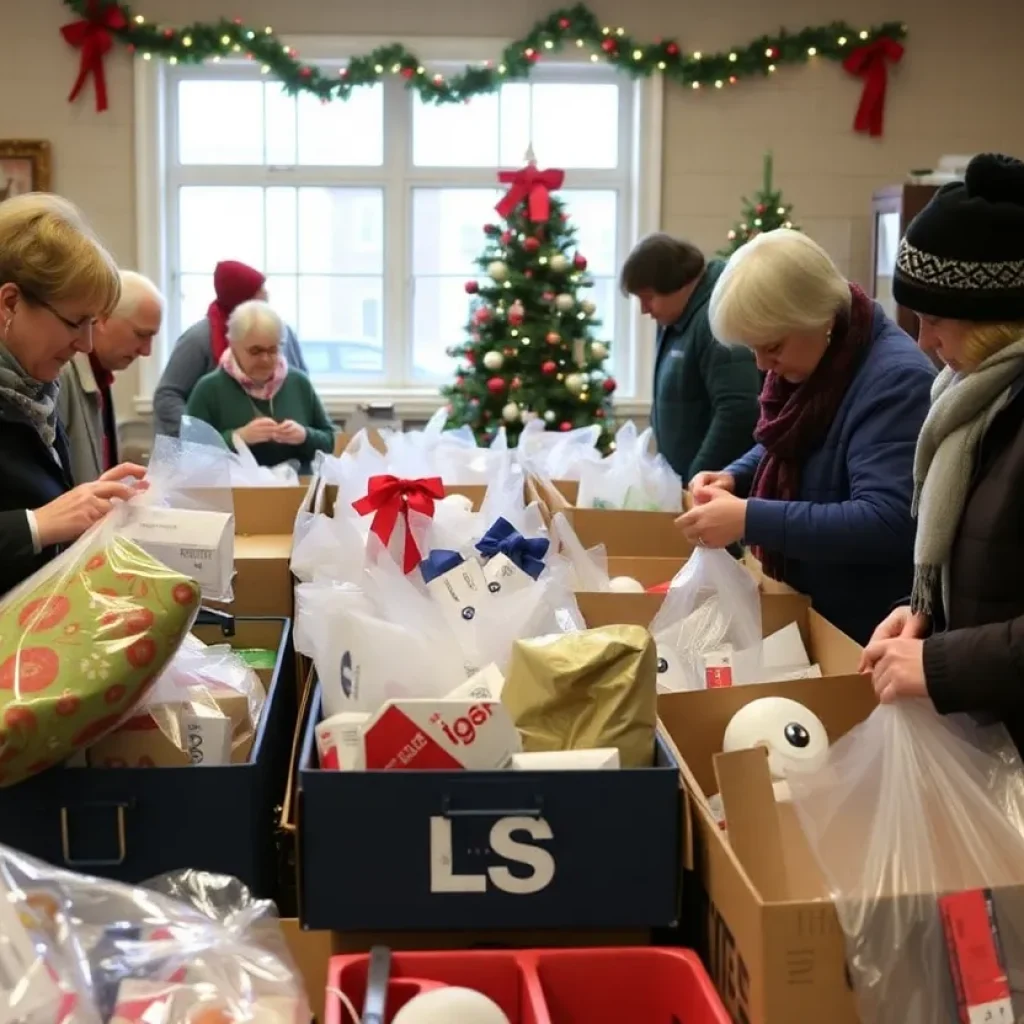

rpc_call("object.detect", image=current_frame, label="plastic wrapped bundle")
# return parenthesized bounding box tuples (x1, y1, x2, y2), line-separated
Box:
(0, 846, 309, 1024)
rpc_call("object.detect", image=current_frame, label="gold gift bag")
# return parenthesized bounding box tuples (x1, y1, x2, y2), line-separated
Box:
(501, 624, 657, 768)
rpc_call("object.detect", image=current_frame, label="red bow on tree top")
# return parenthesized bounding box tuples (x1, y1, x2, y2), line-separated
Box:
(843, 38, 904, 138)
(496, 162, 566, 223)
(61, 0, 127, 112)
(352, 474, 445, 574)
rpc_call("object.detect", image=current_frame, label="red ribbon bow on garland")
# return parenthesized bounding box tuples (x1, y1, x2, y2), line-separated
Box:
(496, 163, 566, 222)
(352, 474, 446, 574)
(61, 0, 127, 112)
(843, 38, 904, 138)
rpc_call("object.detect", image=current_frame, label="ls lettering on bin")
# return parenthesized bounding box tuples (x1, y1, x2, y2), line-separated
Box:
(429, 816, 555, 895)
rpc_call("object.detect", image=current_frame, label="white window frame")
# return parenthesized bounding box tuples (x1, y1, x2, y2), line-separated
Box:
(133, 35, 663, 420)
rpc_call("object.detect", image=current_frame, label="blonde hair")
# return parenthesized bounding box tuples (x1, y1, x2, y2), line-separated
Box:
(0, 192, 120, 315)
(227, 300, 283, 347)
(114, 270, 163, 319)
(709, 229, 851, 347)
(963, 321, 1024, 368)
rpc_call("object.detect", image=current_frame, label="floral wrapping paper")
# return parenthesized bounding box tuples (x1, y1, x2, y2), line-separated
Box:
(0, 535, 201, 786)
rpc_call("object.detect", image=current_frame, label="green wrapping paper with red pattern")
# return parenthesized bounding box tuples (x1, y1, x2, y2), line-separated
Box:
(0, 533, 201, 786)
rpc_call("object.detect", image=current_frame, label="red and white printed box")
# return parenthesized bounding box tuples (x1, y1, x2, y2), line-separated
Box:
(361, 698, 521, 771)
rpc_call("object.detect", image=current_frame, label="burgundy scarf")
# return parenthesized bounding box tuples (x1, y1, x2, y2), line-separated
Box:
(750, 283, 875, 580)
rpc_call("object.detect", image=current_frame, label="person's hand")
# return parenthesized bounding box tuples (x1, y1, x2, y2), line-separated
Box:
(275, 420, 307, 445)
(676, 488, 747, 548)
(100, 462, 148, 485)
(236, 417, 279, 445)
(862, 638, 928, 704)
(859, 606, 929, 672)
(35, 479, 142, 548)
(688, 471, 735, 505)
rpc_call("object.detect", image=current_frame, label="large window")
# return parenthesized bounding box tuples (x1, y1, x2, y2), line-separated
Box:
(139, 39, 660, 412)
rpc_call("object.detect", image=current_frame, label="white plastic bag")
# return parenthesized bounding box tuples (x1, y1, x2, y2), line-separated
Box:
(576, 421, 682, 511)
(648, 548, 762, 692)
(179, 415, 300, 485)
(790, 701, 1024, 1024)
(516, 420, 604, 480)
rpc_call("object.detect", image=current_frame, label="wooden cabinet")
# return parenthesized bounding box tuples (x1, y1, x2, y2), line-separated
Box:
(870, 184, 940, 339)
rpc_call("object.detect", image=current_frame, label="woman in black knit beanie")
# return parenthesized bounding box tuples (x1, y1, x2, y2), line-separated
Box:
(861, 152, 1024, 751)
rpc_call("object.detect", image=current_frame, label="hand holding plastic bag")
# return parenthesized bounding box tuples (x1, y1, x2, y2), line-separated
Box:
(790, 701, 1024, 1024)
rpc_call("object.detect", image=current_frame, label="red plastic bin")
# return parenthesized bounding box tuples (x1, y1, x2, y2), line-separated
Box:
(325, 947, 730, 1024)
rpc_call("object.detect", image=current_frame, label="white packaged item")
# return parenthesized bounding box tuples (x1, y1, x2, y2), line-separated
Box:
(576, 421, 682, 511)
(316, 712, 370, 771)
(510, 748, 621, 771)
(447, 664, 505, 701)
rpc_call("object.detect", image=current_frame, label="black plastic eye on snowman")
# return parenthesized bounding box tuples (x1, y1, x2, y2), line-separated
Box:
(461, 606, 476, 621)
(784, 722, 811, 748)
(487, 581, 501, 594)
(657, 656, 669, 673)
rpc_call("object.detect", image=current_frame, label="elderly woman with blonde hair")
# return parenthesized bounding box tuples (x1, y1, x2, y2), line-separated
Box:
(678, 228, 936, 644)
(185, 299, 334, 474)
(0, 193, 146, 595)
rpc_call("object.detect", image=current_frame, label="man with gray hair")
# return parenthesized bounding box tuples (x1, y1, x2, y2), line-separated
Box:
(58, 270, 163, 484)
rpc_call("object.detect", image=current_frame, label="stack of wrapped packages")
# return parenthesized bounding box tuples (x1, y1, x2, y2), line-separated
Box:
(0, 843, 307, 1023)
(292, 425, 660, 772)
(0, 437, 275, 788)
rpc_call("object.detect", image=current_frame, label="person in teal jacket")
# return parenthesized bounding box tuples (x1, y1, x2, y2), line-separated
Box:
(621, 233, 761, 480)
(185, 300, 335, 475)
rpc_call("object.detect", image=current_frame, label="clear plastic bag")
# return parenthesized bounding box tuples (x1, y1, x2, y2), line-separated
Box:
(85, 635, 266, 768)
(789, 701, 1024, 1024)
(179, 416, 301, 486)
(515, 420, 604, 481)
(549, 512, 611, 592)
(0, 847, 307, 1024)
(576, 421, 682, 511)
(648, 548, 762, 692)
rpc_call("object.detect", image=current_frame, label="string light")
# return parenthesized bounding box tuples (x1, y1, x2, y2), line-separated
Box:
(838, 35, 848, 45)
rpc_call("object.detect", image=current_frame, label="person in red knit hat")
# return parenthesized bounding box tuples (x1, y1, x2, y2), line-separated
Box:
(153, 260, 307, 437)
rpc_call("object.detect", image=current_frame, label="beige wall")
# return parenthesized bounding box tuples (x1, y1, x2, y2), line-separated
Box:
(4, 0, 1024, 418)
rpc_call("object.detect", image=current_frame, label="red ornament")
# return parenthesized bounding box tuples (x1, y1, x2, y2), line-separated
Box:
(756, 204, 765, 214)
(500, 231, 512, 244)
(511, 376, 522, 389)
(487, 377, 506, 394)
(455, 376, 465, 387)
(601, 39, 617, 54)
(163, 28, 174, 38)
(524, 237, 541, 253)
(559, 422, 572, 432)
(558, 17, 570, 28)
(300, 67, 313, 79)
(504, 347, 516, 356)
(573, 252, 588, 271)
(546, 331, 561, 345)
(465, 351, 476, 364)
(602, 377, 618, 394)
(596, 409, 606, 418)
(233, 17, 243, 24)
(666, 42, 680, 56)
(465, 280, 479, 294)
(542, 291, 555, 302)
(401, 67, 414, 80)
(541, 361, 557, 376)
(484, 222, 499, 234)
(525, 270, 533, 278)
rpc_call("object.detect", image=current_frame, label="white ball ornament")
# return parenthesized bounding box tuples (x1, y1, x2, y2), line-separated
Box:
(564, 373, 585, 395)
(591, 340, 608, 360)
(482, 350, 504, 371)
(609, 575, 644, 593)
(487, 260, 509, 283)
(502, 401, 520, 423)
(391, 987, 511, 1024)
(543, 410, 556, 423)
(723, 697, 830, 782)
(440, 494, 474, 514)
(554, 293, 574, 312)
(580, 299, 597, 316)
(549, 253, 570, 273)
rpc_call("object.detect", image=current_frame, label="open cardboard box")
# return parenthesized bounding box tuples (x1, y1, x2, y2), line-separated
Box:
(659, 675, 878, 1024)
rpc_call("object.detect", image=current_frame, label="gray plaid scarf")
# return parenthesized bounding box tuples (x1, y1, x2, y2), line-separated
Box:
(911, 334, 1024, 619)
(0, 343, 58, 448)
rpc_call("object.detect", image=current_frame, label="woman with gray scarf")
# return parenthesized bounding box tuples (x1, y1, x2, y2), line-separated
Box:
(0, 194, 145, 596)
(860, 153, 1024, 752)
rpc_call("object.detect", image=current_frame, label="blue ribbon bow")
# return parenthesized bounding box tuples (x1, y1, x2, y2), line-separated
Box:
(419, 549, 465, 584)
(475, 517, 550, 580)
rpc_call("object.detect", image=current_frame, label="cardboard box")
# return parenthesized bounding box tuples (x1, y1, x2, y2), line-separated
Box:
(659, 675, 878, 1024)
(604, 555, 689, 589)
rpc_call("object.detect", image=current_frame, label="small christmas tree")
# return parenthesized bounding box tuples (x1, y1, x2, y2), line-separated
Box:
(441, 155, 617, 450)
(717, 151, 799, 258)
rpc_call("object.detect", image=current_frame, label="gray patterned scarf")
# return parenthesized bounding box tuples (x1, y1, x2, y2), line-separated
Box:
(911, 334, 1024, 619)
(0, 343, 58, 449)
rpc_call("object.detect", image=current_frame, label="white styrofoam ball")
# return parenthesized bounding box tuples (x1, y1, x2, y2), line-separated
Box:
(487, 260, 509, 282)
(549, 253, 570, 273)
(723, 696, 829, 781)
(391, 987, 511, 1024)
(502, 402, 520, 423)
(609, 575, 644, 593)
(440, 493, 474, 513)
(482, 350, 504, 371)
(554, 293, 574, 312)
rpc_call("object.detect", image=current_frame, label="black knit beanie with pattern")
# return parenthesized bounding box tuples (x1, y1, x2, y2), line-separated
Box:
(893, 153, 1024, 322)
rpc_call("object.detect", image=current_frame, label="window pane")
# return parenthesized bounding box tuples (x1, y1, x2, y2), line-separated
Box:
(178, 187, 265, 276)
(298, 189, 384, 274)
(264, 274, 299, 336)
(413, 92, 499, 166)
(266, 188, 298, 275)
(411, 276, 470, 380)
(264, 84, 297, 165)
(178, 274, 213, 338)
(296, 86, 383, 166)
(412, 189, 501, 275)
(561, 190, 618, 277)
(177, 81, 264, 165)
(500, 84, 619, 169)
(297, 275, 384, 376)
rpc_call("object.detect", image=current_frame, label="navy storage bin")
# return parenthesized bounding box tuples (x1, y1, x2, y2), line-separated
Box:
(298, 684, 682, 931)
(0, 618, 294, 897)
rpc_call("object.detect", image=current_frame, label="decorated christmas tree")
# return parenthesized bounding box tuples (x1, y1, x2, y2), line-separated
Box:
(717, 151, 799, 258)
(442, 154, 616, 450)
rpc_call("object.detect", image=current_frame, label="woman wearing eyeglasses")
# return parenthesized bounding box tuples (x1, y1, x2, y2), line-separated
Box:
(0, 193, 145, 595)
(185, 300, 335, 474)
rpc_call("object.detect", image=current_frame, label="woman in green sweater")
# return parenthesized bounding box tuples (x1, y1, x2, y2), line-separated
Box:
(185, 300, 335, 474)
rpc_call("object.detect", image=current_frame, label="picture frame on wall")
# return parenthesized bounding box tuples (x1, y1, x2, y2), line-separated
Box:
(0, 140, 51, 201)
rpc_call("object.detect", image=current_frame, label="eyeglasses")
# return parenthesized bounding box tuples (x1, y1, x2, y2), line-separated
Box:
(245, 345, 279, 358)
(21, 289, 96, 341)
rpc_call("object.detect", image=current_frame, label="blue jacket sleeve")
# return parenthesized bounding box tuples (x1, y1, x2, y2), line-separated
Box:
(723, 445, 765, 498)
(743, 361, 933, 564)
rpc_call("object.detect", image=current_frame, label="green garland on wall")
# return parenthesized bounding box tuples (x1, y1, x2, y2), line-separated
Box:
(61, 1, 906, 133)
